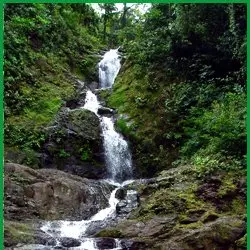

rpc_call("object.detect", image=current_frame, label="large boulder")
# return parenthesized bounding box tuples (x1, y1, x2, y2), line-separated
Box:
(4, 163, 113, 221)
(95, 238, 116, 249)
(41, 108, 106, 179)
(157, 217, 246, 250)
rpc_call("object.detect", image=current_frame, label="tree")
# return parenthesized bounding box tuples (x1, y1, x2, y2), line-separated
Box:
(98, 3, 117, 42)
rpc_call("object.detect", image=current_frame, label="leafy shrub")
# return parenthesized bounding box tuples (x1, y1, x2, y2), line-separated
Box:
(79, 144, 91, 161)
(181, 90, 246, 177)
(182, 91, 246, 158)
(59, 149, 70, 158)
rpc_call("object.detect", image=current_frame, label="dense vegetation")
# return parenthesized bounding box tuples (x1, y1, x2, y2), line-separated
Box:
(4, 4, 247, 249)
(4, 3, 246, 177)
(4, 4, 103, 165)
(106, 4, 246, 178)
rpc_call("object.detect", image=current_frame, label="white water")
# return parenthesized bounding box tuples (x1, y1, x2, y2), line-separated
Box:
(99, 49, 121, 88)
(41, 49, 133, 249)
(83, 90, 99, 114)
(41, 187, 119, 237)
(101, 117, 133, 182)
(41, 185, 122, 249)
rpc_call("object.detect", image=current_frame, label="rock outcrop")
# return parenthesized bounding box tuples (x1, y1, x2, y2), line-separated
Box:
(41, 108, 107, 179)
(95, 165, 247, 249)
(4, 163, 114, 221)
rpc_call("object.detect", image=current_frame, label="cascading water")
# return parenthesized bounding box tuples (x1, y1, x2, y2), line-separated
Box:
(85, 48, 132, 182)
(101, 116, 133, 182)
(99, 48, 121, 88)
(83, 90, 99, 114)
(40, 49, 136, 250)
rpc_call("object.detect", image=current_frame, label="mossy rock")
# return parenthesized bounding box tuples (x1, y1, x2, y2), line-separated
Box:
(235, 234, 247, 249)
(217, 176, 237, 198)
(95, 229, 123, 238)
(66, 109, 100, 140)
(201, 211, 219, 223)
(175, 221, 204, 230)
(4, 221, 34, 247)
(96, 88, 112, 105)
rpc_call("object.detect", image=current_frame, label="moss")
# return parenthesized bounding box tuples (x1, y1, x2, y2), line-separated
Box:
(235, 234, 247, 249)
(97, 88, 112, 104)
(115, 117, 135, 137)
(230, 198, 246, 215)
(9, 172, 30, 185)
(95, 228, 123, 238)
(217, 175, 237, 198)
(177, 184, 207, 210)
(4, 221, 34, 245)
(214, 219, 244, 241)
(201, 211, 219, 223)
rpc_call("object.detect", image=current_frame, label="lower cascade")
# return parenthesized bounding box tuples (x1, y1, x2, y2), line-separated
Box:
(40, 49, 137, 249)
(101, 116, 133, 183)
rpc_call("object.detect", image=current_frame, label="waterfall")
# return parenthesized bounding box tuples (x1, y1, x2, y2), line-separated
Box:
(83, 90, 99, 115)
(101, 117, 132, 182)
(98, 49, 121, 88)
(84, 48, 133, 182)
(83, 93, 133, 182)
(40, 48, 135, 250)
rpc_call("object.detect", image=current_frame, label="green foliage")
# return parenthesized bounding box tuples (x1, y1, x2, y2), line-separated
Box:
(115, 117, 134, 137)
(79, 144, 92, 161)
(192, 153, 244, 178)
(4, 4, 103, 167)
(59, 149, 70, 159)
(181, 91, 246, 177)
(111, 3, 246, 178)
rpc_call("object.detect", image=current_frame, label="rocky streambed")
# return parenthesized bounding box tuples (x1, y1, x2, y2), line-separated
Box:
(4, 162, 247, 249)
(4, 162, 141, 249)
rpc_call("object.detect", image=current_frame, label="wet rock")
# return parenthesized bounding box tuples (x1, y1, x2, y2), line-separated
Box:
(98, 107, 114, 116)
(4, 163, 113, 221)
(59, 237, 81, 247)
(88, 81, 99, 91)
(7, 244, 53, 250)
(116, 190, 139, 216)
(116, 200, 128, 214)
(115, 188, 127, 200)
(120, 240, 148, 250)
(96, 238, 116, 249)
(33, 229, 57, 246)
(84, 220, 117, 236)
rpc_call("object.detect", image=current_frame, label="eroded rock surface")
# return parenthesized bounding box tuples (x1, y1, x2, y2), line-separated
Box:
(4, 163, 113, 222)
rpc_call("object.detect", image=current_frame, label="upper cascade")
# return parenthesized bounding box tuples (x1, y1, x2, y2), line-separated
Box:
(98, 48, 121, 88)
(83, 90, 99, 115)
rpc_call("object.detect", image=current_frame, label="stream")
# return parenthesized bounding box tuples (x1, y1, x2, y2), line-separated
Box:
(38, 49, 138, 249)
